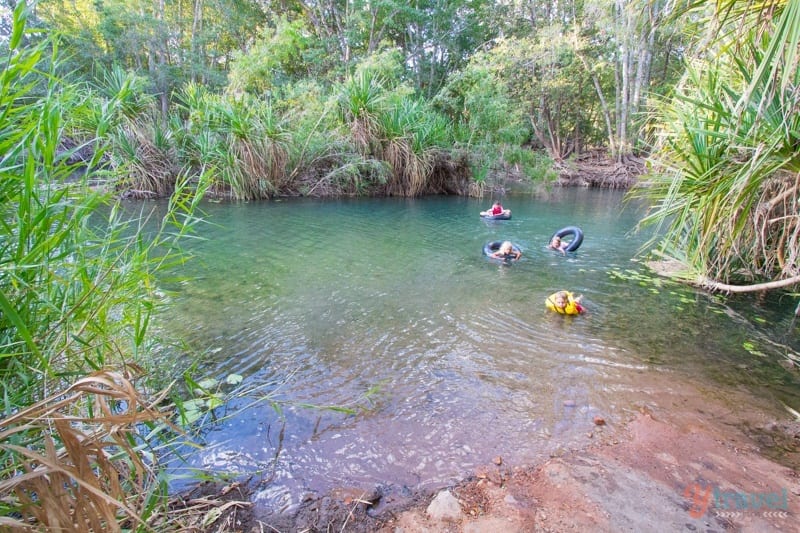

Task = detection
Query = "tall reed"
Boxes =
[0,4,208,529]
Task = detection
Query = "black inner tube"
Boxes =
[551,226,584,252]
[484,240,522,259]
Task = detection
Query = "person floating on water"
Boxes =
[489,241,521,261]
[545,290,585,315]
[548,227,584,253]
[548,235,568,255]
[481,201,511,218]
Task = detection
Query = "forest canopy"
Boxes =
[26,0,683,162]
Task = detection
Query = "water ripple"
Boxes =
[151,193,800,507]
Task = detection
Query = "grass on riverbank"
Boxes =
[0,6,213,529]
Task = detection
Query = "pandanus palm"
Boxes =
[337,70,387,156]
[634,0,800,292]
[378,98,449,197]
[222,98,289,199]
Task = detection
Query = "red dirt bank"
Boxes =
[385,419,797,532]
[221,373,798,533]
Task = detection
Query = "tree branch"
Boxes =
[700,274,800,293]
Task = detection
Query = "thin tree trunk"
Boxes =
[191,0,203,83]
[660,38,673,84]
[367,0,398,54]
[575,47,615,155]
[407,20,424,90]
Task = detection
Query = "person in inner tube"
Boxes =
[488,201,504,215]
[489,241,521,261]
[548,235,568,255]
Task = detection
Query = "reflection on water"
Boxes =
[148,189,800,512]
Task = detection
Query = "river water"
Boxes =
[148,188,800,513]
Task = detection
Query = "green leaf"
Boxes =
[196,378,218,392]
[10,1,27,50]
[181,399,205,424]
[742,341,766,357]
[206,394,223,410]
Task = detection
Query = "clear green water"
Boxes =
[146,189,800,512]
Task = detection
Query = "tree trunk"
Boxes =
[191,0,203,83]
[702,275,800,293]
[615,0,633,160]
[574,42,616,156]
[153,0,169,114]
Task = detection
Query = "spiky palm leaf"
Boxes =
[633,0,800,287]
[110,114,179,198]
[93,65,153,120]
[214,99,290,199]
[337,71,387,155]
[375,98,448,196]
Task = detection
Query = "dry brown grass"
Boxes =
[752,171,800,279]
[161,481,253,532]
[230,138,289,199]
[468,180,485,198]
[0,369,175,532]
[116,122,179,199]
[351,115,381,156]
[381,139,436,197]
[383,138,412,195]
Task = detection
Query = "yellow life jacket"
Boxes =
[545,291,582,315]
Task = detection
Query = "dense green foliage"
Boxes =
[634,0,800,289]
[23,0,688,198]
[0,5,209,528]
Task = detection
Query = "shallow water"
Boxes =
[147,189,800,513]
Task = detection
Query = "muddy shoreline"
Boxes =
[180,356,799,532]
